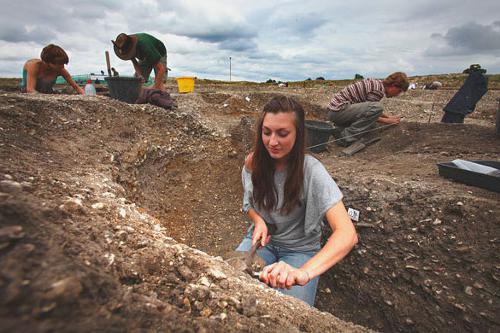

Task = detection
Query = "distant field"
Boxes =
[198,73,500,90]
[2,73,500,91]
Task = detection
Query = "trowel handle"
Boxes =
[105,51,112,77]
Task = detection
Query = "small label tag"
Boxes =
[347,208,360,222]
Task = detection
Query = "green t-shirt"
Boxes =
[134,33,166,66]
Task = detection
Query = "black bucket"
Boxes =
[305,120,334,153]
[105,77,141,103]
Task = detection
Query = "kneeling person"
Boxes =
[21,44,83,94]
[328,72,409,146]
[236,95,358,306]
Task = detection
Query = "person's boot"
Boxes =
[332,127,360,147]
[331,126,344,139]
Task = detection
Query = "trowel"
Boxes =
[225,241,266,278]
[244,242,262,277]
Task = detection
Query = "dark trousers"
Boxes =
[328,102,383,144]
[441,112,465,123]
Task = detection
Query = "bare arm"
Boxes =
[25,62,39,93]
[153,61,166,89]
[301,201,358,278]
[247,208,271,247]
[260,201,358,288]
[131,58,143,78]
[377,113,401,124]
[60,69,84,94]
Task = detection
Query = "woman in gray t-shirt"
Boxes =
[236,95,358,306]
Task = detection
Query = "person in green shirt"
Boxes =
[112,33,167,90]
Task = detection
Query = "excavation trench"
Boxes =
[1,91,498,332]
[115,117,499,333]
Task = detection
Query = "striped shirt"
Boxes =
[328,78,385,111]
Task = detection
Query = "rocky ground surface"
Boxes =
[0,79,499,332]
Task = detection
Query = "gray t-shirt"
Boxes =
[242,155,343,251]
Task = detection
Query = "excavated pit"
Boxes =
[0,86,499,332]
[118,114,499,332]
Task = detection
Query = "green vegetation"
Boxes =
[0,78,22,92]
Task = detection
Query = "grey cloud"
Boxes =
[1,1,499,81]
[250,4,329,41]
[68,1,122,20]
[272,13,328,37]
[246,50,282,61]
[126,1,257,42]
[124,2,258,53]
[398,1,455,22]
[0,1,123,43]
[0,54,29,62]
[184,28,255,43]
[218,38,257,52]
[445,21,500,51]
[426,21,500,56]
[389,0,500,28]
[0,26,56,43]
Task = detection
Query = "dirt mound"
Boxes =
[0,93,372,332]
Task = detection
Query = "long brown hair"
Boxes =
[251,95,305,214]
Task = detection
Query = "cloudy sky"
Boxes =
[1,0,499,81]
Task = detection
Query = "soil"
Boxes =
[0,80,499,332]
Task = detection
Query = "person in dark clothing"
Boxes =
[441,70,488,123]
[135,88,176,110]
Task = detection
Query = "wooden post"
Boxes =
[105,51,111,77]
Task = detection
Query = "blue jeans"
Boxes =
[236,237,319,306]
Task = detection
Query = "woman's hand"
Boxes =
[260,261,310,289]
[252,218,271,247]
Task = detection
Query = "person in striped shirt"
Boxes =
[327,72,409,146]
